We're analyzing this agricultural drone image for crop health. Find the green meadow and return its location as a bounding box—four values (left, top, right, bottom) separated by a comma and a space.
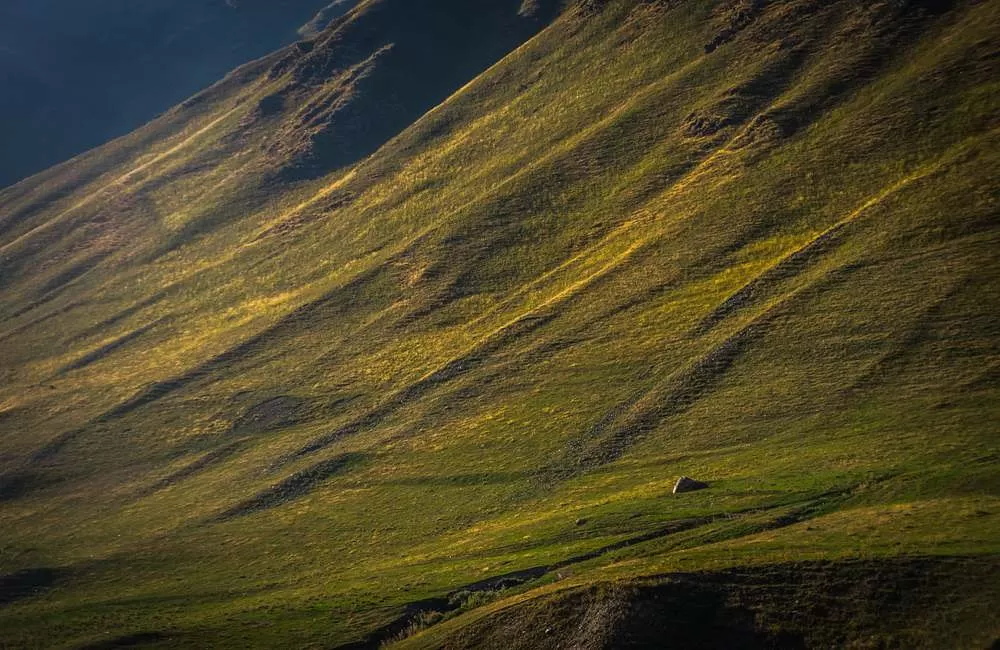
0, 0, 997, 647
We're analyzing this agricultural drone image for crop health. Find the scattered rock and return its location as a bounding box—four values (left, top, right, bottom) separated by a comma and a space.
683, 112, 735, 137
729, 113, 792, 150
673, 476, 709, 494
704, 0, 764, 53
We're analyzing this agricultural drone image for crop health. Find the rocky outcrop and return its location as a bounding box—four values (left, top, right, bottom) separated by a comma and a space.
673, 476, 709, 494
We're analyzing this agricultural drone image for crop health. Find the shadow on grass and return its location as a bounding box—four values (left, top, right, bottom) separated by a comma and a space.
0, 567, 64, 607
214, 452, 366, 521
75, 632, 171, 649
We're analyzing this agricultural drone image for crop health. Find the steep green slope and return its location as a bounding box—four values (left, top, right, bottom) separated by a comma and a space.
0, 0, 998, 647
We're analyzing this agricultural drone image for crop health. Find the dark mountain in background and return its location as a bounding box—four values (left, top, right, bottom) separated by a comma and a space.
0, 0, 337, 188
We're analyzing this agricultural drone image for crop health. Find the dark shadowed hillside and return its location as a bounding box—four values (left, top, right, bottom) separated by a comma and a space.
246, 0, 562, 179
0, 0, 997, 647
0, 0, 335, 188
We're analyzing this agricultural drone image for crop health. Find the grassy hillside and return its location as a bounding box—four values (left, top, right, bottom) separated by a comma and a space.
0, 0, 998, 647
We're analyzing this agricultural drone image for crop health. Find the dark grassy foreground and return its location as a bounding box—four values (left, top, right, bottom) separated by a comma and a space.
415, 557, 1000, 649
0, 0, 998, 647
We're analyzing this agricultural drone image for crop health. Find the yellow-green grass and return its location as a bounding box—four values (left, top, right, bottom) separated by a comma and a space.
0, 0, 998, 646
